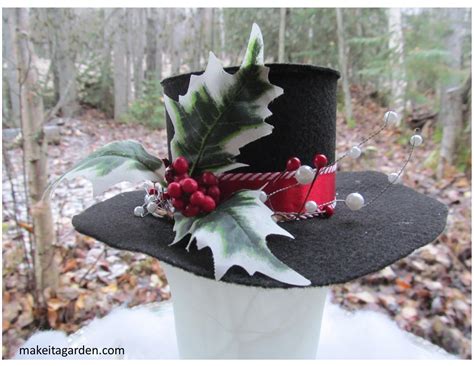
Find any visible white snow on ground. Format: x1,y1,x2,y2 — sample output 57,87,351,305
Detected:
15,298,456,360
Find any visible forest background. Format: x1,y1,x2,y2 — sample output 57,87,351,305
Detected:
2,7,472,359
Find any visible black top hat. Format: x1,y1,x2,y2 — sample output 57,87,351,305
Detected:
69,24,447,289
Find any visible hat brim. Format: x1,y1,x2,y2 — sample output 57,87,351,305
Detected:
72,171,448,289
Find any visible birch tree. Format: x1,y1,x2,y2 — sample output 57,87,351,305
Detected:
15,8,59,313
388,8,407,120
3,9,20,127
336,8,353,122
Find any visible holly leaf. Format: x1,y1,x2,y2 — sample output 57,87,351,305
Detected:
172,190,311,287
165,23,283,176
46,140,164,196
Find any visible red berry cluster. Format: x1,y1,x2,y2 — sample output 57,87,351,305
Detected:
164,157,221,217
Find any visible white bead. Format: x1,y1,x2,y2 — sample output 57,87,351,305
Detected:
384,110,400,126
142,180,154,190
305,200,318,213
259,191,268,203
146,202,158,213
410,134,423,147
134,206,145,217
345,192,365,211
348,146,362,159
388,172,402,184
295,165,315,185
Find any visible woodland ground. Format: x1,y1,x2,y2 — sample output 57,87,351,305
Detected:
2,89,471,359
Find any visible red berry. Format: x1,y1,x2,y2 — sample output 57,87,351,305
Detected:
196,175,205,186
174,173,189,182
183,204,200,217
323,205,334,218
201,195,216,213
202,171,218,186
286,157,301,171
148,188,157,195
190,191,206,206
172,198,185,210
313,154,328,169
162,192,170,200
167,182,182,198
173,157,189,175
197,186,207,194
165,167,175,183
180,178,198,194
207,185,221,200
162,158,171,168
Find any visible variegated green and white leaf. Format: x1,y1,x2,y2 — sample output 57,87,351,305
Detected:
171,190,311,287
47,140,164,197
165,23,283,175
171,213,196,245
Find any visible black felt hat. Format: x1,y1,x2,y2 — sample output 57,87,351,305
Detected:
72,64,448,289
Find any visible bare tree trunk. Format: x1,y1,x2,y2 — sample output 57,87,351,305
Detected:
278,8,287,62
48,9,79,117
437,8,466,178
336,8,353,122
125,9,133,104
112,9,129,119
132,9,145,99
145,8,158,80
308,14,315,64
388,8,407,120
169,9,185,75
217,8,226,61
15,8,59,316
191,9,204,70
352,8,364,85
3,9,21,127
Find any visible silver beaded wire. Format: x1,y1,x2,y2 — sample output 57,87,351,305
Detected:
261,111,422,218
363,139,416,207
333,123,388,165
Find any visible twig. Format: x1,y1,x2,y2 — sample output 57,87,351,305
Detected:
78,248,106,286
0,146,34,288
44,79,74,121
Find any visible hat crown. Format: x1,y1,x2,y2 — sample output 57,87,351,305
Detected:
161,63,340,172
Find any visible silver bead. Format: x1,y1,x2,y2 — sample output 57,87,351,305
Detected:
259,191,268,203
134,206,145,217
345,192,364,211
410,134,423,147
388,173,402,184
305,200,318,213
348,146,362,159
146,202,158,213
295,165,315,185
384,111,400,126
145,194,156,204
